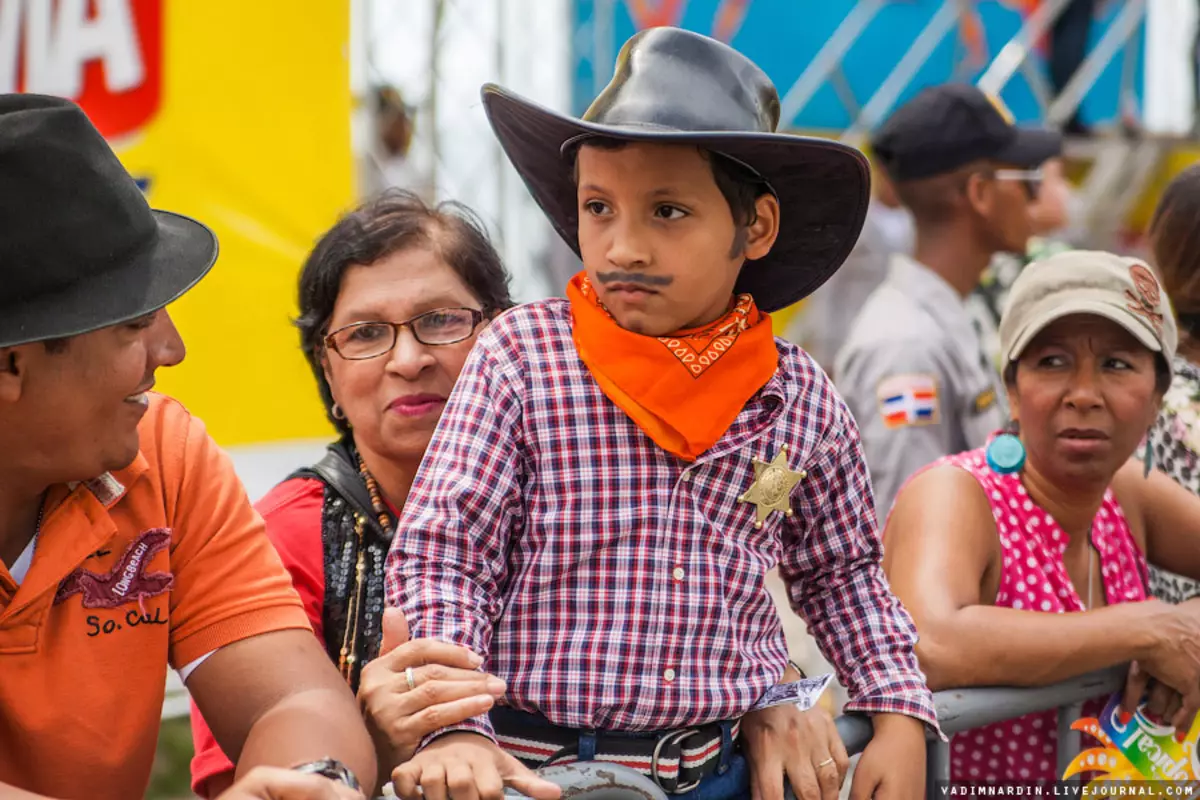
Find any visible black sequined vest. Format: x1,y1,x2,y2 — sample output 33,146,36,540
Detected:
289,438,393,693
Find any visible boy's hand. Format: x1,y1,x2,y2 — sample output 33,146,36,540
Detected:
358,609,505,772
742,703,848,800
390,732,562,800
217,766,363,800
850,714,926,800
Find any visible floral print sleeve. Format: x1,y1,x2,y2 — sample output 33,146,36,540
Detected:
1145,356,1200,603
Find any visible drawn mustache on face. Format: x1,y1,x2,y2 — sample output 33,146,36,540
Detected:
596,271,674,287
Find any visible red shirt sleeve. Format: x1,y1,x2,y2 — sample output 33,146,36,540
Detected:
258,477,327,643
188,697,233,799
188,477,327,797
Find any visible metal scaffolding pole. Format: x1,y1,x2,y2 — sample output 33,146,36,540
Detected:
840,1,962,145
776,0,885,130
976,0,1073,97
365,0,571,301
1046,0,1148,127
429,0,445,199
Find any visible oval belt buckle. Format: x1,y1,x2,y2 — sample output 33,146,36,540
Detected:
651,727,702,795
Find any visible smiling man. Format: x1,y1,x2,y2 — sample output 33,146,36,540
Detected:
0,95,375,800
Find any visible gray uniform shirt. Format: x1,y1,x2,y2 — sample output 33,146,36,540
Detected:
833,254,1007,520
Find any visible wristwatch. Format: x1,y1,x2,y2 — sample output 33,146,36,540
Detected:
292,758,362,792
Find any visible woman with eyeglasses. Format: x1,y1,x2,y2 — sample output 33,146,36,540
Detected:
188,189,515,798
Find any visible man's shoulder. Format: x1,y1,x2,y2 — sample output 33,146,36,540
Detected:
107,393,228,508
137,392,200,442
121,393,198,475
852,283,942,342
836,286,954,376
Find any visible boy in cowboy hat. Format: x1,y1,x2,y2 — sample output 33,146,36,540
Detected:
387,28,937,800
0,95,376,800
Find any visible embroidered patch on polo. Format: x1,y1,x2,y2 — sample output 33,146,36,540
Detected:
55,528,174,609
877,374,940,428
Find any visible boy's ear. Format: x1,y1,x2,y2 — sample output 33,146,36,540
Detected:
0,347,26,404
742,193,780,261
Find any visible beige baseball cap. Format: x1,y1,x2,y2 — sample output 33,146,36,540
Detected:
1000,250,1177,367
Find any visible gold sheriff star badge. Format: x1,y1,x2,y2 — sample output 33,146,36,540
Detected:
738,445,806,528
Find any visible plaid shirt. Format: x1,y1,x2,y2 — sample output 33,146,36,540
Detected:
385,299,937,742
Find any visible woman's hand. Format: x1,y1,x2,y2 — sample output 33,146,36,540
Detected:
849,714,925,800
357,610,507,778
1123,599,1200,735
741,703,848,800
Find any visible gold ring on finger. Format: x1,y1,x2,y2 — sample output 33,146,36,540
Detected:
817,757,836,768
405,666,417,691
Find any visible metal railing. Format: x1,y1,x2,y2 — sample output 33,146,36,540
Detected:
837,665,1127,797
498,764,668,800
167,665,1128,798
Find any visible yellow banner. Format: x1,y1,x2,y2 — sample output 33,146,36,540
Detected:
14,0,352,446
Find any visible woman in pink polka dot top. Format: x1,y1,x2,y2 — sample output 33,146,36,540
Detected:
881,250,1200,783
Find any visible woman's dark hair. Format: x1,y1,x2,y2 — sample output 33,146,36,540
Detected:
296,188,514,434
1150,165,1200,339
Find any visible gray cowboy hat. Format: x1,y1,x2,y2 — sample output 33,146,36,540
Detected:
0,94,217,348
481,27,870,313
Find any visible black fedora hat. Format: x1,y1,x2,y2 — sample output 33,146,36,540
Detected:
482,27,869,313
0,94,217,348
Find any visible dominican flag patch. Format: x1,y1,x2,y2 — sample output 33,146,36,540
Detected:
877,374,940,428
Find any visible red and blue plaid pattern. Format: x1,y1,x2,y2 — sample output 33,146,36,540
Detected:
385,299,937,743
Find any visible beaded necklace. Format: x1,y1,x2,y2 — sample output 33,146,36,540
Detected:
337,452,394,682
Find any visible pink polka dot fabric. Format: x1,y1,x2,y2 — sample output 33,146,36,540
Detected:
937,448,1148,783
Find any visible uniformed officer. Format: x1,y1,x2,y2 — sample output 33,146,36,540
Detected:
834,84,1062,520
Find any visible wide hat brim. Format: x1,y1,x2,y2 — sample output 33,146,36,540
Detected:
482,85,870,313
0,210,217,348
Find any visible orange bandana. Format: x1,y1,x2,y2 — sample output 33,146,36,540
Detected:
566,272,778,461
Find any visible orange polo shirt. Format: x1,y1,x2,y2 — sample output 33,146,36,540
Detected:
0,394,310,800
